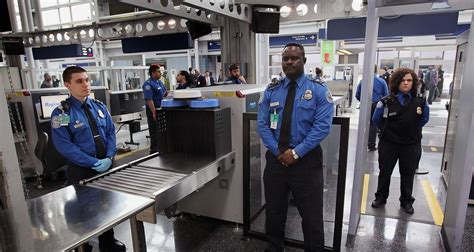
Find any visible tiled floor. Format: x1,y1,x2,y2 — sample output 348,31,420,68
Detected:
25,99,473,251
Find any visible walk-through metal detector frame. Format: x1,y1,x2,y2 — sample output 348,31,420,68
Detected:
346,0,474,251
242,112,350,251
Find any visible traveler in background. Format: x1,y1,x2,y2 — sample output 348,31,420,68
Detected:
226,63,247,84
355,65,389,151
176,70,192,90
41,73,53,88
205,71,215,86
427,66,439,104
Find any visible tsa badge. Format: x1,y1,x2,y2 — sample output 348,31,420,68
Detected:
416,106,422,115
304,90,313,100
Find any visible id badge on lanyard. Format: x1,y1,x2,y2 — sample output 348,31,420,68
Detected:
270,109,279,129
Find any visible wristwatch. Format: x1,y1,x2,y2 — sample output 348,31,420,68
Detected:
292,149,299,160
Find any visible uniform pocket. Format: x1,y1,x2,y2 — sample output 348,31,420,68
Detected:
297,100,316,122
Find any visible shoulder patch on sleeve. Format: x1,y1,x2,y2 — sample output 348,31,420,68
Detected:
91,98,104,105
51,116,60,129
144,84,151,90
376,101,384,108
267,78,281,90
325,90,333,103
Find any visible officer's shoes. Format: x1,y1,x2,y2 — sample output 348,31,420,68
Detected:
371,199,386,208
400,203,414,215
99,239,126,252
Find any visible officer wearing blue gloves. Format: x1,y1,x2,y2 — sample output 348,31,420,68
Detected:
50,66,125,252
371,68,430,215
257,43,334,251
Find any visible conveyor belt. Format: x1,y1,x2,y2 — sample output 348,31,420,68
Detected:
82,151,235,213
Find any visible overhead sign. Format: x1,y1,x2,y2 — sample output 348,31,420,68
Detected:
320,40,335,66
270,34,317,47
207,41,221,51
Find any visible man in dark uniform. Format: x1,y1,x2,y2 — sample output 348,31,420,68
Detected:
257,43,334,251
371,68,430,214
50,66,125,252
143,64,167,154
225,63,247,84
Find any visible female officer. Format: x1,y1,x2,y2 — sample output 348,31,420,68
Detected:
371,68,429,214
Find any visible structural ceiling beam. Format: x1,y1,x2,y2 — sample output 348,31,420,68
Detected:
22,14,192,47
180,0,252,23
118,0,219,25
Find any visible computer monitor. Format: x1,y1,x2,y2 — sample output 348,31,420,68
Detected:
40,93,95,119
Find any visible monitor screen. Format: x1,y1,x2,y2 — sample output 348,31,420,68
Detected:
40,93,95,119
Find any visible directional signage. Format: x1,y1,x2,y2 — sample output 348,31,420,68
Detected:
207,41,221,51
269,34,318,47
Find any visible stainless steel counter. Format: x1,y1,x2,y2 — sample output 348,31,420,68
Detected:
83,152,235,213
0,185,153,252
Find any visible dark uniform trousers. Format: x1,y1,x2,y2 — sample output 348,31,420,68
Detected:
368,102,378,149
264,146,324,252
375,139,420,205
146,107,159,154
67,162,115,244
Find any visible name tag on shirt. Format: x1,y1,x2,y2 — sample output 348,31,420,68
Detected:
270,102,279,107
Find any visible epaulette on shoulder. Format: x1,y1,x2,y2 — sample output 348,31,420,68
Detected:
267,78,281,90
309,76,324,85
91,98,104,105
380,94,392,104
58,98,70,111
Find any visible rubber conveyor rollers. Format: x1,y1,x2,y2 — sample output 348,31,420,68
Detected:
80,151,236,221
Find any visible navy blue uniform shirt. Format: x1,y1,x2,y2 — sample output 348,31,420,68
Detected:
372,92,430,127
258,74,334,158
51,96,116,168
143,77,167,108
355,75,389,102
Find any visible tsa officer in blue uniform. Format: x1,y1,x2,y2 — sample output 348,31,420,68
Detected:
143,64,167,154
50,66,125,252
257,43,334,252
355,65,389,151
371,68,430,215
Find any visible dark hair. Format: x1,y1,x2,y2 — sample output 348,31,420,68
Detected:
315,67,323,76
149,64,160,76
283,43,305,58
63,66,86,83
44,73,50,78
189,67,193,72
178,70,192,83
229,63,239,71
389,68,419,96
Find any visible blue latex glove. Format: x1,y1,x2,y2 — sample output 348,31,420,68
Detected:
92,158,112,173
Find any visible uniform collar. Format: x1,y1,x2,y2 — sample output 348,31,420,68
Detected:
148,77,160,83
70,95,92,110
283,73,305,88
396,92,412,99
